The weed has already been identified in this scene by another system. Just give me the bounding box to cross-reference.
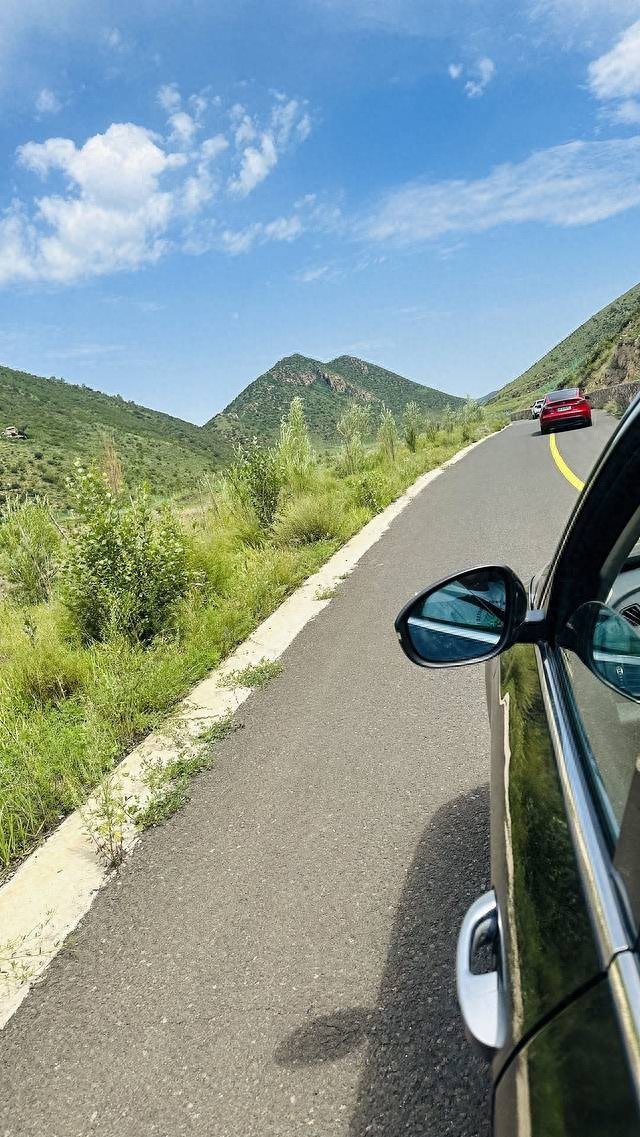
[0,913,58,991]
[135,714,237,829]
[224,658,283,689]
[82,775,134,869]
[315,585,337,600]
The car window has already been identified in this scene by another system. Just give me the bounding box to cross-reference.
[561,529,640,838]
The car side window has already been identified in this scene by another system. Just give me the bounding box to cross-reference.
[561,540,640,838]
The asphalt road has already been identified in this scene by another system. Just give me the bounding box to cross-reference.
[0,414,615,1137]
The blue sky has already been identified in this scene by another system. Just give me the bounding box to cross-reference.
[1,0,640,422]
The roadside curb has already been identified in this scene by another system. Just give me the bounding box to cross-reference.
[0,430,497,1028]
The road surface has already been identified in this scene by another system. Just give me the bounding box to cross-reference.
[0,415,615,1137]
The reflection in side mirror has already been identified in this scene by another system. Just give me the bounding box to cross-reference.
[395,565,527,668]
[564,602,640,703]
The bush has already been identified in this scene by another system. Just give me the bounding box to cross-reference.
[276,397,314,490]
[62,465,189,645]
[604,399,621,417]
[336,404,370,475]
[0,497,62,604]
[403,402,423,452]
[274,492,344,545]
[227,439,281,529]
[377,407,398,463]
[352,470,394,513]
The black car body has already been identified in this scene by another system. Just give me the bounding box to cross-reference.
[396,401,640,1134]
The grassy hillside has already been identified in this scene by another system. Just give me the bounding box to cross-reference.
[204,353,464,444]
[0,351,464,505]
[0,364,225,504]
[487,282,640,413]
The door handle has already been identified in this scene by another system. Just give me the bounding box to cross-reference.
[456,889,506,1058]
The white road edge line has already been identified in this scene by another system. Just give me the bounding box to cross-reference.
[0,430,499,1028]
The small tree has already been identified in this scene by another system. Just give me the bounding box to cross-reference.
[377,407,398,463]
[227,438,281,528]
[441,404,455,434]
[336,403,371,475]
[402,401,423,452]
[276,397,313,490]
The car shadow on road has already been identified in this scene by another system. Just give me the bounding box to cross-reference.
[274,786,491,1137]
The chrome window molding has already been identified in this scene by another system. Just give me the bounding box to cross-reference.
[535,644,631,963]
[610,951,640,1110]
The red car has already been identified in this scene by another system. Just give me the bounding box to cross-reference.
[539,387,592,434]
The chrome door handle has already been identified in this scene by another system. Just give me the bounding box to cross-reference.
[456,889,506,1058]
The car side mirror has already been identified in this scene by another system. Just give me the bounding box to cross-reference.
[395,565,528,668]
[561,601,640,703]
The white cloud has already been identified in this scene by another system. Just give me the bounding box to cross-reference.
[35,88,62,115]
[168,110,198,146]
[588,20,640,100]
[361,136,640,245]
[610,98,640,124]
[448,63,463,79]
[0,89,312,286]
[464,57,495,98]
[222,214,303,254]
[157,83,181,113]
[229,96,312,197]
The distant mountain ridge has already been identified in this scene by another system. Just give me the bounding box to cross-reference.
[204,352,464,444]
[0,352,462,502]
[487,282,640,413]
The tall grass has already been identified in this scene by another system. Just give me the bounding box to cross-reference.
[0,402,504,871]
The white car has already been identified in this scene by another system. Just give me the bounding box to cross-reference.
[531,398,544,418]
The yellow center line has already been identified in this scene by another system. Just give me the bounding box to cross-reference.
[549,432,585,492]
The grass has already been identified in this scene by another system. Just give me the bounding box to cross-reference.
[0,411,503,873]
[134,714,238,830]
[224,659,284,689]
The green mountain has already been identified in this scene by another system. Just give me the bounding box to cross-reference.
[0,363,225,504]
[0,351,462,505]
[204,353,464,444]
[487,281,640,413]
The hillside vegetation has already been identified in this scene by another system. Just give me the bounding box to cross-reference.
[487,281,640,413]
[0,354,463,503]
[205,353,464,444]
[0,364,226,505]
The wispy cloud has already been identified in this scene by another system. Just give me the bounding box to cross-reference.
[222,214,303,255]
[360,136,640,246]
[448,56,496,99]
[0,86,313,287]
[35,87,62,115]
[588,18,640,129]
[228,94,312,197]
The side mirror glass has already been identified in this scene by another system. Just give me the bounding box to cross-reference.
[395,565,527,668]
[563,601,640,703]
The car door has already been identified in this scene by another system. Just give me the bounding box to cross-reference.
[488,403,640,1130]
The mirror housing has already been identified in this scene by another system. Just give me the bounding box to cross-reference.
[395,565,529,668]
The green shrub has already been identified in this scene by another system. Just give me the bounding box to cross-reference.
[276,397,314,490]
[336,404,370,475]
[603,399,621,417]
[0,497,62,604]
[352,470,394,513]
[377,407,398,463]
[62,465,189,645]
[274,492,344,544]
[227,439,281,528]
[403,402,423,452]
